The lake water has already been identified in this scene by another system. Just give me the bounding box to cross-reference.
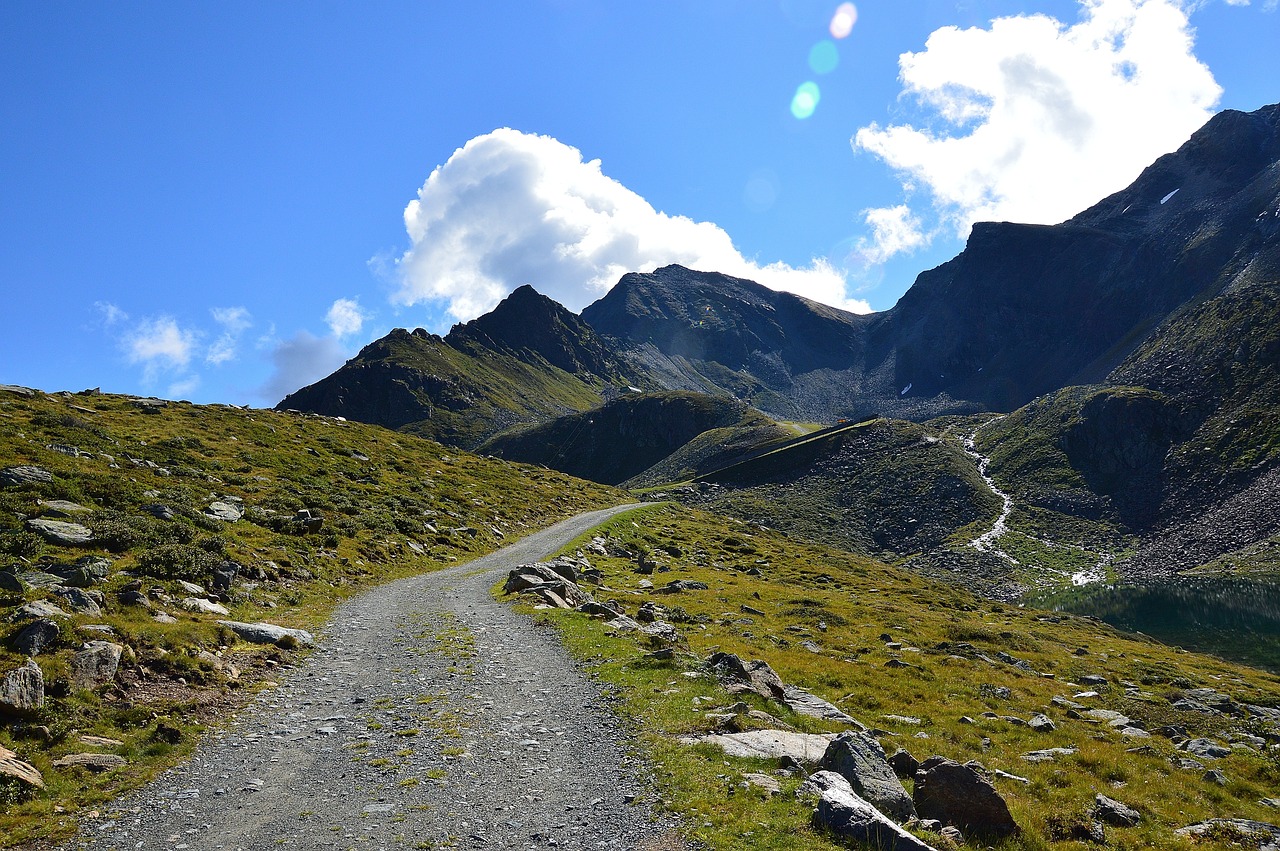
[1045,577,1280,674]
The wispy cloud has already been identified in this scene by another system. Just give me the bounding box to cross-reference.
[206,306,252,365]
[123,316,197,382]
[326,298,369,338]
[854,0,1221,262]
[393,129,868,322]
[95,301,129,327]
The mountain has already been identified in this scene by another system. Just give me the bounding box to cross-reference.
[277,285,635,448]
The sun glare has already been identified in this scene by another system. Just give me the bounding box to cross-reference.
[791,81,821,119]
[829,2,858,39]
[809,39,839,75]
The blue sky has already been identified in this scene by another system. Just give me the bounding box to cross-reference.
[2,0,1277,405]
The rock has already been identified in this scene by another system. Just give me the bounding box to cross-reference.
[176,579,205,594]
[1175,819,1280,846]
[47,556,112,587]
[913,757,1019,838]
[78,734,124,748]
[1079,674,1108,685]
[685,730,836,763]
[797,769,855,799]
[143,503,175,520]
[705,652,786,700]
[1203,769,1228,785]
[1,466,53,487]
[820,731,916,821]
[39,499,91,517]
[51,753,127,772]
[813,782,939,851]
[783,685,862,725]
[71,641,123,691]
[991,768,1030,784]
[1172,757,1207,771]
[1094,794,1141,826]
[50,586,104,616]
[119,589,151,607]
[210,560,239,594]
[888,748,920,780]
[1021,747,1076,763]
[0,744,44,790]
[14,599,70,620]
[14,570,66,590]
[1051,695,1085,710]
[152,611,178,624]
[13,619,59,655]
[0,659,45,711]
[1184,738,1232,759]
[576,600,623,618]
[25,518,94,546]
[655,579,709,594]
[204,501,243,522]
[939,826,965,845]
[181,597,230,615]
[216,620,315,647]
[741,772,781,796]
[1029,713,1056,732]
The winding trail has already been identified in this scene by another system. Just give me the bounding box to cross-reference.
[64,504,682,851]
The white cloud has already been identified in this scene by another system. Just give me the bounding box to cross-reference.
[393,128,866,321]
[95,301,128,326]
[326,298,369,338]
[857,205,929,265]
[207,306,252,365]
[168,375,201,399]
[258,331,348,404]
[123,316,197,380]
[853,0,1222,259]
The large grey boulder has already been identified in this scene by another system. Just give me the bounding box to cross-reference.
[913,757,1019,838]
[1175,819,1280,846]
[25,518,94,546]
[783,685,863,726]
[217,620,314,647]
[50,586,104,616]
[812,773,938,851]
[181,597,230,615]
[13,619,59,655]
[51,753,127,772]
[819,731,916,821]
[683,729,836,763]
[14,599,70,620]
[705,652,786,700]
[0,659,45,711]
[1095,794,1141,827]
[47,556,112,587]
[71,641,124,691]
[204,501,243,522]
[1,466,53,487]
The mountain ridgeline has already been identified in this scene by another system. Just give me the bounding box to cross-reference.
[279,102,1280,589]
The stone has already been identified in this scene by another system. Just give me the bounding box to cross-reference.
[705,652,785,700]
[1,466,53,487]
[119,589,150,607]
[13,619,59,655]
[684,730,836,763]
[888,748,920,780]
[25,518,94,546]
[1094,794,1141,826]
[1021,747,1076,763]
[1079,674,1108,685]
[783,685,862,725]
[152,611,178,624]
[914,757,1019,838]
[797,769,856,800]
[46,556,112,587]
[1172,757,1206,771]
[0,659,45,711]
[51,753,127,772]
[813,781,939,851]
[71,641,124,691]
[204,501,243,522]
[14,570,65,590]
[741,772,781,796]
[1203,769,1228,786]
[1184,738,1232,759]
[0,744,44,790]
[655,579,709,593]
[1029,713,1056,732]
[14,599,70,620]
[1175,819,1280,846]
[210,560,239,594]
[78,734,124,748]
[939,826,965,845]
[143,503,175,520]
[820,731,916,821]
[216,620,315,647]
[181,597,230,615]
[39,499,91,517]
[176,579,205,594]
[50,586,104,616]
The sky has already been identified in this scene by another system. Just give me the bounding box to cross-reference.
[2,0,1277,406]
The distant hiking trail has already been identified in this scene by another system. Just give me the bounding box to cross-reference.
[64,504,684,851]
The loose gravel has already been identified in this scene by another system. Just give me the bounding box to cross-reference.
[64,504,685,851]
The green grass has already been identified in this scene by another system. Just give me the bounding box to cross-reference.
[514,503,1280,851]
[0,387,622,847]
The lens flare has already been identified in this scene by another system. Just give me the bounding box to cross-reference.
[829,2,857,39]
[808,39,839,75]
[790,81,821,120]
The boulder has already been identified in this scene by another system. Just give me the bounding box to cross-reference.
[25,518,94,546]
[913,757,1019,838]
[685,729,836,763]
[216,620,315,647]
[1021,747,1076,763]
[1029,713,1056,732]
[13,619,59,655]
[1,466,53,487]
[14,599,70,620]
[71,641,124,691]
[798,769,854,799]
[51,753,127,772]
[1184,738,1232,759]
[705,652,786,700]
[0,744,44,790]
[1094,794,1141,826]
[813,780,939,851]
[741,772,781,796]
[820,731,916,822]
[39,499,91,517]
[0,659,45,711]
[13,570,64,590]
[50,586,104,616]
[204,501,243,522]
[181,597,230,615]
[888,748,920,780]
[210,560,239,594]
[783,685,863,725]
[47,556,112,587]
[1175,819,1280,846]
[655,579,709,594]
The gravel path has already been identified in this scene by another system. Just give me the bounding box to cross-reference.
[66,504,684,851]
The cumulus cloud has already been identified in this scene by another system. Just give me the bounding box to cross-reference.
[326,298,369,338]
[856,205,928,265]
[853,0,1222,261]
[258,331,348,404]
[123,316,197,381]
[206,306,252,365]
[393,128,867,321]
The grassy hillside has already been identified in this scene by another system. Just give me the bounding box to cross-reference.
[0,386,620,847]
[523,503,1280,851]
